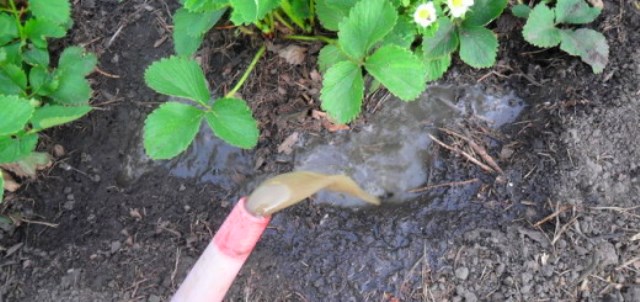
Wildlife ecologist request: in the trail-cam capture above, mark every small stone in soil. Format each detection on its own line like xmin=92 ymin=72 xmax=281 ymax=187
xmin=455 ymin=267 xmax=470 ymax=280
xmin=52 ymin=144 xmax=66 ymax=157
xmin=178 ymin=184 xmax=186 ymax=192
xmin=63 ymin=200 xmax=75 ymax=211
xmin=595 ymin=241 xmax=618 ymax=267
xmin=110 ymin=241 xmax=121 ymax=253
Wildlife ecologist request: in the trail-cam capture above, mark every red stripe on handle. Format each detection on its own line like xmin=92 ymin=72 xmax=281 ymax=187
xmin=214 ymin=197 xmax=271 ymax=258
xmin=172 ymin=198 xmax=271 ymax=302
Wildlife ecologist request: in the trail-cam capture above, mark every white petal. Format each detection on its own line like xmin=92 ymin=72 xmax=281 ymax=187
xmin=414 ymin=2 xmax=438 ymax=28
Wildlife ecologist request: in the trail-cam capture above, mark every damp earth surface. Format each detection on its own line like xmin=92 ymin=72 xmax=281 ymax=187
xmin=1 ymin=1 xmax=639 ymax=301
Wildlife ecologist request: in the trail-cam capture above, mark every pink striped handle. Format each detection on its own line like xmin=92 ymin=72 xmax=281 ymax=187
xmin=172 ymin=198 xmax=271 ymax=302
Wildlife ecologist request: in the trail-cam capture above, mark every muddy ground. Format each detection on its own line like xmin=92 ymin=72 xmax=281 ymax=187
xmin=1 ymin=0 xmax=639 ymax=301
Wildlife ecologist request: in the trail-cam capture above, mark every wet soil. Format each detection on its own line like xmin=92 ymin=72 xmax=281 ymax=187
xmin=1 ymin=0 xmax=639 ymax=301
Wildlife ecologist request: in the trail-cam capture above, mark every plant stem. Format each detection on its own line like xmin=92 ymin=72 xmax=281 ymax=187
xmin=267 ymin=13 xmax=275 ymax=33
xmin=254 ymin=20 xmax=271 ymax=34
xmin=285 ymin=34 xmax=335 ymax=44
xmin=273 ymin=10 xmax=294 ymax=31
xmin=309 ymin=0 xmax=315 ymax=28
xmin=7 ymin=0 xmax=24 ymax=42
xmin=225 ymin=45 xmax=266 ymax=98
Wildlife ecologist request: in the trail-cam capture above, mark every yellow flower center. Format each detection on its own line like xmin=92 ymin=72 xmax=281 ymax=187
xmin=452 ymin=0 xmax=463 ymax=7
xmin=418 ymin=8 xmax=431 ymax=19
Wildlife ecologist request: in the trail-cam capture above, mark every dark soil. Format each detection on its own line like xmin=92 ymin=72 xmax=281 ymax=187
xmin=1 ymin=0 xmax=639 ymax=301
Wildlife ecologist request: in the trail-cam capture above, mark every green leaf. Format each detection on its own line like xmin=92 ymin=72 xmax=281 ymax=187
xmin=174 ymin=8 xmax=225 ymax=38
xmin=143 ymin=102 xmax=204 ymax=159
xmin=425 ymin=53 xmax=452 ymax=81
xmin=206 ymin=98 xmax=259 ymax=149
xmin=422 ymin=18 xmax=458 ymax=59
xmin=29 ymin=0 xmax=71 ymax=25
xmin=315 ymin=0 xmax=358 ymax=31
xmin=559 ymin=28 xmax=608 ymax=73
xmin=48 ymin=48 xmax=94 ymax=103
xmin=0 ymin=13 xmax=19 ymax=45
xmin=281 ymin=0 xmax=311 ymax=30
xmin=463 ymin=0 xmax=508 ymax=26
xmin=523 ymin=4 xmax=560 ymax=47
xmin=184 ymin=0 xmax=229 ymax=12
xmin=317 ymin=44 xmax=349 ymax=74
xmin=338 ymin=0 xmax=397 ymax=59
xmin=229 ymin=0 xmax=279 ymax=25
xmin=172 ymin=7 xmax=224 ymax=56
xmin=50 ymin=70 xmax=92 ymax=105
xmin=511 ymin=4 xmax=531 ymax=19
xmin=0 ymin=133 xmax=38 ymax=164
xmin=24 ymin=19 xmax=66 ymax=48
xmin=31 ymin=105 xmax=92 ymax=131
xmin=320 ymin=61 xmax=363 ymax=124
xmin=58 ymin=47 xmax=97 ymax=76
xmin=0 ymin=64 xmax=27 ymax=95
xmin=0 ymin=43 xmax=22 ymax=65
xmin=555 ymin=0 xmax=600 ymax=24
xmin=382 ymin=17 xmax=415 ymax=49
xmin=29 ymin=66 xmax=48 ymax=92
xmin=0 ymin=95 xmax=34 ymax=136
xmin=459 ymin=25 xmax=498 ymax=68
xmin=144 ymin=56 xmax=210 ymax=106
xmin=29 ymin=66 xmax=58 ymax=96
xmin=365 ymin=45 xmax=426 ymax=101
xmin=174 ymin=31 xmax=204 ymax=57
xmin=23 ymin=45 xmax=50 ymax=66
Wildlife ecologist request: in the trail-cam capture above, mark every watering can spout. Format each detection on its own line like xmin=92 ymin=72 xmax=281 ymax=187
xmin=172 ymin=171 xmax=378 ymax=302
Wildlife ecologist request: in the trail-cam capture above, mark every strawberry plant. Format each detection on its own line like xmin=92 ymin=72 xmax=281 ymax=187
xmin=142 ymin=51 xmax=262 ymax=159
xmin=315 ymin=0 xmax=508 ymax=123
xmin=0 ymin=0 xmax=96 ymax=202
xmin=144 ymin=0 xmax=315 ymax=159
xmin=516 ymin=0 xmax=608 ymax=73
xmin=174 ymin=0 xmax=314 ymax=57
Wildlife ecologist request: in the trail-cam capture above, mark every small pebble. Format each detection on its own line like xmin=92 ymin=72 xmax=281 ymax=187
xmin=63 ymin=200 xmax=75 ymax=211
xmin=455 ymin=267 xmax=470 ymax=281
xmin=110 ymin=241 xmax=121 ymax=253
xmin=503 ymin=276 xmax=514 ymax=286
xmin=179 ymin=184 xmax=186 ymax=192
xmin=52 ymin=144 xmax=66 ymax=157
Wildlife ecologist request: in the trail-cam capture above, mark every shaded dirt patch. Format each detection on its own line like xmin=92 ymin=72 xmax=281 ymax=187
xmin=1 ymin=0 xmax=639 ymax=301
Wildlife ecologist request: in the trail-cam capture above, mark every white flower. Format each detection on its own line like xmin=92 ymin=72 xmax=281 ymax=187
xmin=414 ymin=2 xmax=437 ymax=28
xmin=447 ymin=0 xmax=474 ymax=18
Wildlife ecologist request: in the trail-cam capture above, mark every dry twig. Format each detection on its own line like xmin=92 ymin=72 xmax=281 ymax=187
xmin=409 ymin=178 xmax=479 ymax=193
xmin=428 ymin=134 xmax=496 ymax=174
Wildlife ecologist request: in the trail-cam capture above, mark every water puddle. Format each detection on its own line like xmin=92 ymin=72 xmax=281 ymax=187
xmin=294 ymin=85 xmax=524 ymax=207
xmin=118 ymin=100 xmax=253 ymax=190
xmin=120 ymin=85 xmax=523 ymax=199
xmin=163 ymin=124 xmax=253 ymax=188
